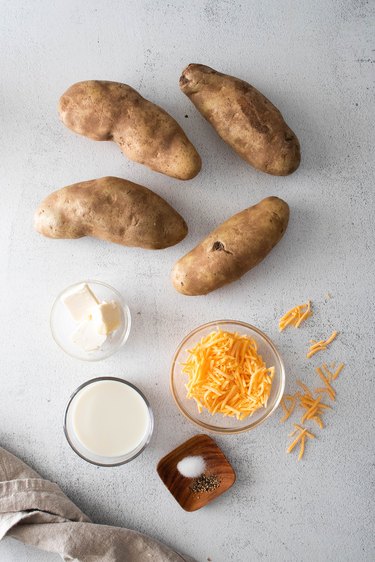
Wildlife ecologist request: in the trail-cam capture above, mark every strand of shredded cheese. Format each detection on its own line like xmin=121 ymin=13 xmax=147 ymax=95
xmin=296 ymin=380 xmax=313 ymax=396
xmin=321 ymin=363 xmax=333 ymax=381
xmin=280 ymin=395 xmax=296 ymax=423
xmin=313 ymin=415 xmax=324 ymax=429
xmin=306 ymin=331 xmax=338 ymax=358
xmin=332 ymin=363 xmax=345 ymax=380
xmin=316 ymin=367 xmax=336 ymax=400
xmin=298 ymin=436 xmax=306 ymax=460
xmin=182 ymin=329 xmax=274 ymax=420
xmin=279 ymin=301 xmax=312 ymax=332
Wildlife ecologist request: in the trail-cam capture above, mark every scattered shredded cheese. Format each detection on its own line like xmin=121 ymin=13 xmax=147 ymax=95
xmin=279 ymin=301 xmax=312 ymax=331
xmin=182 ymin=329 xmax=274 ymax=420
xmin=278 ymin=298 xmax=345 ymax=461
xmin=287 ymin=428 xmax=307 ymax=453
xmin=280 ymin=385 xmax=332 ymax=429
xmin=301 ymin=395 xmax=328 ymax=423
xmin=306 ymin=331 xmax=338 ymax=358
xmin=280 ymin=395 xmax=296 ymax=423
xmin=294 ymin=424 xmax=315 ymax=439
xmin=316 ymin=367 xmax=336 ymax=400
xmin=281 ymin=362 xmax=345 ymax=460
xmin=296 ymin=380 xmax=313 ymax=396
xmin=287 ymin=425 xmax=315 ymax=460
xmin=321 ymin=363 xmax=333 ymax=380
xmin=314 ymin=387 xmax=333 ymax=398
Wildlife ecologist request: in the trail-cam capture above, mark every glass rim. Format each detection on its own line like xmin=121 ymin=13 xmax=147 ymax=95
xmin=50 ymin=280 xmax=132 ymax=362
xmin=63 ymin=376 xmax=154 ymax=466
xmin=170 ymin=319 xmax=285 ymax=435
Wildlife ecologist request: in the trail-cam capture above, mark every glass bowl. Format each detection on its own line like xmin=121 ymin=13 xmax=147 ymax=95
xmin=50 ymin=280 xmax=131 ymax=361
xmin=64 ymin=377 xmax=154 ymax=467
xmin=170 ymin=320 xmax=285 ymax=434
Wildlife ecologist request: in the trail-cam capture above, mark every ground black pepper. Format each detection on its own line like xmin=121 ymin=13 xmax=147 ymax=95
xmin=190 ymin=474 xmax=221 ymax=495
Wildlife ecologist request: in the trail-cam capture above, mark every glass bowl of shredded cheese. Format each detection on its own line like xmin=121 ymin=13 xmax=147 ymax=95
xmin=170 ymin=320 xmax=285 ymax=434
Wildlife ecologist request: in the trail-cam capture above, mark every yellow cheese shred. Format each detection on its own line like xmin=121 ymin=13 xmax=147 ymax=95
xmin=306 ymin=331 xmax=338 ymax=358
xmin=279 ymin=301 xmax=312 ymax=331
xmin=332 ymin=363 xmax=345 ymax=380
xmin=280 ymin=395 xmax=296 ymax=423
xmin=287 ymin=424 xmax=315 ymax=459
xmin=182 ymin=329 xmax=274 ymax=420
xmin=298 ymin=436 xmax=306 ymax=461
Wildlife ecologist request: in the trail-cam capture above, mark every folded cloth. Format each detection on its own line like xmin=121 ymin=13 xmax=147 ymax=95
xmin=0 ymin=446 xmax=195 ymax=562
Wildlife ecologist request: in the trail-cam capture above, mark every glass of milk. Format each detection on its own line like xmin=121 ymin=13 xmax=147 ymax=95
xmin=64 ymin=377 xmax=154 ymax=466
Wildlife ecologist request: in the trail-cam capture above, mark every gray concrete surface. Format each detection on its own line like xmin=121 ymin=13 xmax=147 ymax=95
xmin=1 ymin=1 xmax=374 ymax=561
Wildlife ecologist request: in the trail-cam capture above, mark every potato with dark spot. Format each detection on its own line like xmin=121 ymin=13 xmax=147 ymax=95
xmin=180 ymin=64 xmax=300 ymax=176
xmin=58 ymin=80 xmax=202 ymax=180
xmin=34 ymin=176 xmax=188 ymax=249
xmin=172 ymin=196 xmax=289 ymax=295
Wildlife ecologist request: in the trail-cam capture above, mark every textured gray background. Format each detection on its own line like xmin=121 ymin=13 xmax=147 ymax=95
xmin=1 ymin=1 xmax=374 ymax=561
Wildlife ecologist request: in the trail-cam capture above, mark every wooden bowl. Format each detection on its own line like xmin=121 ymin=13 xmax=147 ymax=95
xmin=157 ymin=434 xmax=236 ymax=511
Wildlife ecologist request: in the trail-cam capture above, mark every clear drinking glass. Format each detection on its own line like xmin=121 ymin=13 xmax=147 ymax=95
xmin=64 ymin=377 xmax=154 ymax=466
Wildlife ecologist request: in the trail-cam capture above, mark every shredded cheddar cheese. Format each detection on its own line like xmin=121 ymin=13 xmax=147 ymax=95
xmin=280 ymin=395 xmax=296 ymax=423
xmin=321 ymin=363 xmax=333 ymax=380
xmin=287 ymin=428 xmax=307 ymax=453
xmin=287 ymin=424 xmax=315 ymax=460
xmin=332 ymin=362 xmax=345 ymax=380
xmin=277 ymin=297 xmax=345 ymax=461
xmin=298 ymin=435 xmax=306 ymax=461
xmin=279 ymin=301 xmax=312 ymax=331
xmin=182 ymin=329 xmax=274 ymax=420
xmin=280 ymin=363 xmax=345 ymax=460
xmin=315 ymin=367 xmax=336 ymax=400
xmin=306 ymin=331 xmax=338 ymax=358
xmin=296 ymin=380 xmax=313 ymax=396
xmin=280 ymin=387 xmax=331 ymax=428
xmin=293 ymin=424 xmax=315 ymax=439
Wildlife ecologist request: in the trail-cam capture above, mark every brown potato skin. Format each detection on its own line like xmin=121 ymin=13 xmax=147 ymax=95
xmin=34 ymin=177 xmax=188 ymax=250
xmin=180 ymin=64 xmax=300 ymax=176
xmin=58 ymin=80 xmax=202 ymax=180
xmin=172 ymin=196 xmax=289 ymax=295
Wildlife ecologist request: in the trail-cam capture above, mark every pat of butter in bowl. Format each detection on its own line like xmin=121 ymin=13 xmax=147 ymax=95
xmin=63 ymin=283 xmax=99 ymax=322
xmin=91 ymin=302 xmax=121 ymax=335
xmin=63 ymin=283 xmax=121 ymax=352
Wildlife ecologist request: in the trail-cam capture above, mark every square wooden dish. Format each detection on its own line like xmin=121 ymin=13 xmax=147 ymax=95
xmin=157 ymin=434 xmax=236 ymax=511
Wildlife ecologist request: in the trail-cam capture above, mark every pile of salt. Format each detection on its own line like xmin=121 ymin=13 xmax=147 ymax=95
xmin=177 ymin=455 xmax=206 ymax=478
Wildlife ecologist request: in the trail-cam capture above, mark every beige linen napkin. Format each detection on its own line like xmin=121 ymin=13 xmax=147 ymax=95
xmin=0 ymin=446 xmax=195 ymax=562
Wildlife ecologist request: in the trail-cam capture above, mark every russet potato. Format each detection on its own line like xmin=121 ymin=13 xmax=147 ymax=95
xmin=180 ymin=64 xmax=300 ymax=176
xmin=59 ymin=80 xmax=201 ymax=180
xmin=34 ymin=176 xmax=188 ymax=250
xmin=172 ymin=196 xmax=289 ymax=295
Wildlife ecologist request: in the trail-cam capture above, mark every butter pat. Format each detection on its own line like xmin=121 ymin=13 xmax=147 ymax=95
xmin=91 ymin=301 xmax=121 ymax=335
xmin=72 ymin=319 xmax=107 ymax=351
xmin=63 ymin=283 xmax=99 ymax=322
